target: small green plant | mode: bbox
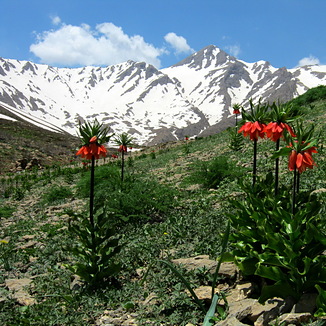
[0,205,15,218]
[42,185,74,204]
[160,222,230,325]
[67,206,122,289]
[228,126,244,151]
[189,156,244,189]
[315,285,326,317]
[229,174,326,303]
[0,239,13,271]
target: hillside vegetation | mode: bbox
[0,86,325,325]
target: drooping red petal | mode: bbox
[283,123,296,137]
[296,153,303,169]
[288,150,297,171]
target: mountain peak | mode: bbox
[172,45,233,69]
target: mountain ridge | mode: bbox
[0,45,325,145]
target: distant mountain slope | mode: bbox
[0,45,325,145]
[0,102,79,173]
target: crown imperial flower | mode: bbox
[76,120,111,160]
[288,149,317,173]
[264,122,295,142]
[238,121,266,141]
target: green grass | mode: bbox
[0,87,325,325]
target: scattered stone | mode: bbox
[171,255,238,279]
[227,298,258,321]
[142,292,159,306]
[218,261,239,279]
[291,293,317,314]
[188,285,219,301]
[172,255,217,274]
[18,240,39,250]
[275,312,314,325]
[226,282,256,303]
[215,315,249,326]
[5,278,36,305]
[95,308,138,326]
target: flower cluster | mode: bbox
[118,145,128,152]
[76,136,107,160]
[233,107,240,115]
[264,122,295,142]
[288,143,318,173]
[238,121,266,141]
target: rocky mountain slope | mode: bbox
[0,45,325,145]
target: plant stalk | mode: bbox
[90,155,96,248]
[292,168,297,215]
[275,138,280,196]
[253,139,257,187]
[121,150,125,182]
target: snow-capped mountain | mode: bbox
[0,45,325,145]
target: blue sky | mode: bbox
[1,0,325,69]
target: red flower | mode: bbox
[238,121,266,141]
[264,122,295,142]
[76,136,107,160]
[233,108,240,115]
[288,149,317,173]
[118,145,128,152]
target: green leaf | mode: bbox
[259,282,299,303]
[203,294,220,326]
[255,264,287,282]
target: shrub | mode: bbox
[42,185,74,204]
[0,205,15,218]
[188,156,245,189]
[228,173,326,303]
[76,165,176,224]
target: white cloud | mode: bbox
[297,55,320,67]
[51,16,61,26]
[225,44,240,57]
[30,21,165,68]
[164,32,194,55]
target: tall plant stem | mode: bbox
[296,172,300,194]
[275,139,280,196]
[90,156,95,245]
[121,151,125,182]
[292,168,297,215]
[253,139,257,187]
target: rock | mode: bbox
[291,293,317,314]
[275,312,314,325]
[171,255,238,279]
[187,285,219,302]
[215,316,249,326]
[254,297,296,326]
[142,292,159,306]
[172,255,217,274]
[95,308,138,326]
[219,262,239,279]
[227,298,258,321]
[226,282,256,302]
[5,278,36,305]
[251,299,283,326]
[18,240,39,249]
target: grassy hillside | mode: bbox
[0,114,80,174]
[0,87,325,325]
